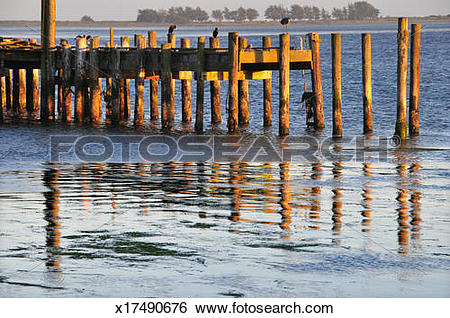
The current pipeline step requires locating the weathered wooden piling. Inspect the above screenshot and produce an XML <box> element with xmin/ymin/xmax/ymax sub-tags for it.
<box><xmin>168</xmin><ymin>34</ymin><xmax>176</xmax><ymax>48</ymax></box>
<box><xmin>279</xmin><ymin>33</ymin><xmax>290</xmax><ymax>136</ymax></box>
<box><xmin>181</xmin><ymin>38</ymin><xmax>192</xmax><ymax>123</ymax></box>
<box><xmin>395</xmin><ymin>17</ymin><xmax>409</xmax><ymax>140</ymax></box>
<box><xmin>26</xmin><ymin>39</ymin><xmax>40</xmax><ymax>115</ymax></box>
<box><xmin>238</xmin><ymin>37</ymin><xmax>250</xmax><ymax>127</ymax></box>
<box><xmin>263</xmin><ymin>36</ymin><xmax>272</xmax><ymax>127</ymax></box>
<box><xmin>74</xmin><ymin>37</ymin><xmax>87</xmax><ymax>123</ymax></box>
<box><xmin>148</xmin><ymin>31</ymin><xmax>159</xmax><ymax>121</ymax></box>
<box><xmin>89</xmin><ymin>37</ymin><xmax>101</xmax><ymax>124</ymax></box>
<box><xmin>110</xmin><ymin>47</ymin><xmax>121</xmax><ymax>124</ymax></box>
<box><xmin>110</xmin><ymin>27</ymin><xmax>114</xmax><ymax>47</ymax></box>
<box><xmin>120</xmin><ymin>36</ymin><xmax>130</xmax><ymax>120</ymax></box>
<box><xmin>12</xmin><ymin>69</ymin><xmax>26</xmax><ymax>117</ymax></box>
<box><xmin>161</xmin><ymin>43</ymin><xmax>174</xmax><ymax>130</ymax></box>
<box><xmin>195</xmin><ymin>37</ymin><xmax>206</xmax><ymax>132</ymax></box>
<box><xmin>57</xmin><ymin>39</ymin><xmax>67</xmax><ymax>119</ymax></box>
<box><xmin>105</xmin><ymin>42</ymin><xmax>113</xmax><ymax>121</ymax></box>
<box><xmin>0</xmin><ymin>76</ymin><xmax>5</xmax><ymax>122</ymax></box>
<box><xmin>209</xmin><ymin>37</ymin><xmax>221</xmax><ymax>125</ymax></box>
<box><xmin>362</xmin><ymin>33</ymin><xmax>373</xmax><ymax>134</ymax></box>
<box><xmin>332</xmin><ymin>33</ymin><xmax>342</xmax><ymax>137</ymax></box>
<box><xmin>134</xmin><ymin>35</ymin><xmax>146</xmax><ymax>126</ymax></box>
<box><xmin>40</xmin><ymin>0</ymin><xmax>56</xmax><ymax>121</ymax></box>
<box><xmin>308</xmin><ymin>33</ymin><xmax>325</xmax><ymax>130</ymax></box>
<box><xmin>228</xmin><ymin>32</ymin><xmax>239</xmax><ymax>134</ymax></box>
<box><xmin>409</xmin><ymin>24</ymin><xmax>421</xmax><ymax>137</ymax></box>
<box><xmin>5</xmin><ymin>70</ymin><xmax>12</xmax><ymax>112</ymax></box>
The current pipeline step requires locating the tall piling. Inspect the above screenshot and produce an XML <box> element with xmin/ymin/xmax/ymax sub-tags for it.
<box><xmin>181</xmin><ymin>38</ymin><xmax>192</xmax><ymax>123</ymax></box>
<box><xmin>362</xmin><ymin>33</ymin><xmax>373</xmax><ymax>134</ymax></box>
<box><xmin>0</xmin><ymin>76</ymin><xmax>5</xmax><ymax>122</ymax></box>
<box><xmin>134</xmin><ymin>35</ymin><xmax>146</xmax><ymax>126</ymax></box>
<box><xmin>56</xmin><ymin>39</ymin><xmax>67</xmax><ymax>119</ymax></box>
<box><xmin>89</xmin><ymin>37</ymin><xmax>101</xmax><ymax>124</ymax></box>
<box><xmin>395</xmin><ymin>17</ymin><xmax>409</xmax><ymax>140</ymax></box>
<box><xmin>120</xmin><ymin>36</ymin><xmax>130</xmax><ymax>120</ymax></box>
<box><xmin>161</xmin><ymin>43</ymin><xmax>174</xmax><ymax>130</ymax></box>
<box><xmin>5</xmin><ymin>70</ymin><xmax>12</xmax><ymax>112</ymax></box>
<box><xmin>148</xmin><ymin>31</ymin><xmax>159</xmax><ymax>121</ymax></box>
<box><xmin>110</xmin><ymin>47</ymin><xmax>121</xmax><ymax>124</ymax></box>
<box><xmin>263</xmin><ymin>36</ymin><xmax>272</xmax><ymax>127</ymax></box>
<box><xmin>26</xmin><ymin>39</ymin><xmax>40</xmax><ymax>116</ymax></box>
<box><xmin>74</xmin><ymin>37</ymin><xmax>87</xmax><ymax>123</ymax></box>
<box><xmin>110</xmin><ymin>27</ymin><xmax>114</xmax><ymax>47</ymax></box>
<box><xmin>238</xmin><ymin>37</ymin><xmax>249</xmax><ymax>126</ymax></box>
<box><xmin>209</xmin><ymin>37</ymin><xmax>221</xmax><ymax>125</ymax></box>
<box><xmin>309</xmin><ymin>33</ymin><xmax>325</xmax><ymax>130</ymax></box>
<box><xmin>279</xmin><ymin>33</ymin><xmax>290</xmax><ymax>136</ymax></box>
<box><xmin>409</xmin><ymin>24</ymin><xmax>421</xmax><ymax>136</ymax></box>
<box><xmin>168</xmin><ymin>33</ymin><xmax>176</xmax><ymax>48</ymax></box>
<box><xmin>105</xmin><ymin>42</ymin><xmax>113</xmax><ymax>121</ymax></box>
<box><xmin>195</xmin><ymin>37</ymin><xmax>206</xmax><ymax>132</ymax></box>
<box><xmin>12</xmin><ymin>69</ymin><xmax>26</xmax><ymax>117</ymax></box>
<box><xmin>40</xmin><ymin>0</ymin><xmax>56</xmax><ymax>121</ymax></box>
<box><xmin>60</xmin><ymin>40</ymin><xmax>72</xmax><ymax>122</ymax></box>
<box><xmin>332</xmin><ymin>33</ymin><xmax>342</xmax><ymax>137</ymax></box>
<box><xmin>228</xmin><ymin>32</ymin><xmax>239</xmax><ymax>134</ymax></box>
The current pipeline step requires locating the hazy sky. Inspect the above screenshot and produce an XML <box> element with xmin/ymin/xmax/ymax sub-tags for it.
<box><xmin>1</xmin><ymin>0</ymin><xmax>449</xmax><ymax>20</ymax></box>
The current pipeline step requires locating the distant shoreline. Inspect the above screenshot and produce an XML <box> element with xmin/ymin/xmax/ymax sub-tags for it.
<box><xmin>0</xmin><ymin>16</ymin><xmax>449</xmax><ymax>28</ymax></box>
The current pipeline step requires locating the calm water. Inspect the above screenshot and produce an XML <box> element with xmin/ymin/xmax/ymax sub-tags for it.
<box><xmin>0</xmin><ymin>22</ymin><xmax>449</xmax><ymax>297</ymax></box>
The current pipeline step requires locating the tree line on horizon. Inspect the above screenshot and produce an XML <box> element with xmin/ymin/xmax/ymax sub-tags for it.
<box><xmin>132</xmin><ymin>1</ymin><xmax>380</xmax><ymax>24</ymax></box>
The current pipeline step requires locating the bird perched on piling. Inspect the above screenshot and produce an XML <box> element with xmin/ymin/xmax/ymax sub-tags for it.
<box><xmin>280</xmin><ymin>17</ymin><xmax>291</xmax><ymax>33</ymax></box>
<box><xmin>213</xmin><ymin>27</ymin><xmax>219</xmax><ymax>38</ymax></box>
<box><xmin>168</xmin><ymin>25</ymin><xmax>176</xmax><ymax>34</ymax></box>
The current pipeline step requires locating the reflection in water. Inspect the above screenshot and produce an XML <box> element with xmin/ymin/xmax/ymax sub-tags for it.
<box><xmin>332</xmin><ymin>162</ymin><xmax>343</xmax><ymax>245</ymax></box>
<box><xmin>279</xmin><ymin>163</ymin><xmax>292</xmax><ymax>234</ymax></box>
<box><xmin>309</xmin><ymin>162</ymin><xmax>322</xmax><ymax>230</ymax></box>
<box><xmin>361</xmin><ymin>163</ymin><xmax>373</xmax><ymax>233</ymax></box>
<box><xmin>42</xmin><ymin>168</ymin><xmax>63</xmax><ymax>284</ymax></box>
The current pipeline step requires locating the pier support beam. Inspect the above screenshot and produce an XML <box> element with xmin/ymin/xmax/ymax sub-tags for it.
<box><xmin>362</xmin><ymin>33</ymin><xmax>373</xmax><ymax>134</ymax></box>
<box><xmin>279</xmin><ymin>33</ymin><xmax>290</xmax><ymax>136</ymax></box>
<box><xmin>134</xmin><ymin>35</ymin><xmax>146</xmax><ymax>127</ymax></box>
<box><xmin>195</xmin><ymin>37</ymin><xmax>206</xmax><ymax>132</ymax></box>
<box><xmin>209</xmin><ymin>37</ymin><xmax>221</xmax><ymax>125</ymax></box>
<box><xmin>409</xmin><ymin>24</ymin><xmax>421</xmax><ymax>137</ymax></box>
<box><xmin>263</xmin><ymin>36</ymin><xmax>272</xmax><ymax>127</ymax></box>
<box><xmin>181</xmin><ymin>38</ymin><xmax>192</xmax><ymax>123</ymax></box>
<box><xmin>0</xmin><ymin>76</ymin><xmax>5</xmax><ymax>122</ymax></box>
<box><xmin>148</xmin><ymin>31</ymin><xmax>159</xmax><ymax>121</ymax></box>
<box><xmin>161</xmin><ymin>43</ymin><xmax>174</xmax><ymax>131</ymax></box>
<box><xmin>309</xmin><ymin>33</ymin><xmax>325</xmax><ymax>130</ymax></box>
<box><xmin>227</xmin><ymin>32</ymin><xmax>239</xmax><ymax>134</ymax></box>
<box><xmin>120</xmin><ymin>36</ymin><xmax>130</xmax><ymax>120</ymax></box>
<box><xmin>238</xmin><ymin>37</ymin><xmax>249</xmax><ymax>127</ymax></box>
<box><xmin>395</xmin><ymin>17</ymin><xmax>409</xmax><ymax>140</ymax></box>
<box><xmin>26</xmin><ymin>39</ymin><xmax>40</xmax><ymax>117</ymax></box>
<box><xmin>110</xmin><ymin>47</ymin><xmax>121</xmax><ymax>125</ymax></box>
<box><xmin>332</xmin><ymin>33</ymin><xmax>342</xmax><ymax>137</ymax></box>
<box><xmin>12</xmin><ymin>69</ymin><xmax>26</xmax><ymax>117</ymax></box>
<box><xmin>89</xmin><ymin>37</ymin><xmax>101</xmax><ymax>124</ymax></box>
<box><xmin>74</xmin><ymin>37</ymin><xmax>87</xmax><ymax>123</ymax></box>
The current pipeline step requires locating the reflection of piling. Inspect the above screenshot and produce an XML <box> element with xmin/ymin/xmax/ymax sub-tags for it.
<box><xmin>361</xmin><ymin>163</ymin><xmax>373</xmax><ymax>232</ymax></box>
<box><xmin>332</xmin><ymin>162</ymin><xmax>343</xmax><ymax>240</ymax></box>
<box><xmin>279</xmin><ymin>163</ymin><xmax>292</xmax><ymax>231</ymax></box>
<box><xmin>395</xmin><ymin>18</ymin><xmax>409</xmax><ymax>140</ymax></box>
<box><xmin>409</xmin><ymin>24</ymin><xmax>422</xmax><ymax>137</ymax></box>
<box><xmin>396</xmin><ymin>161</ymin><xmax>410</xmax><ymax>254</ymax></box>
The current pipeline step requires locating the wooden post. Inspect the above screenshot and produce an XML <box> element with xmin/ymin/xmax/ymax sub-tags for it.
<box><xmin>181</xmin><ymin>38</ymin><xmax>192</xmax><ymax>123</ymax></box>
<box><xmin>56</xmin><ymin>39</ymin><xmax>67</xmax><ymax>119</ymax></box>
<box><xmin>13</xmin><ymin>69</ymin><xmax>26</xmax><ymax>117</ymax></box>
<box><xmin>110</xmin><ymin>47</ymin><xmax>121</xmax><ymax>125</ymax></box>
<box><xmin>168</xmin><ymin>33</ymin><xmax>176</xmax><ymax>48</ymax></box>
<box><xmin>209</xmin><ymin>37</ymin><xmax>221</xmax><ymax>125</ymax></box>
<box><xmin>148</xmin><ymin>31</ymin><xmax>159</xmax><ymax>121</ymax></box>
<box><xmin>105</xmin><ymin>42</ymin><xmax>112</xmax><ymax>121</ymax></box>
<box><xmin>238</xmin><ymin>37</ymin><xmax>249</xmax><ymax>126</ymax></box>
<box><xmin>362</xmin><ymin>33</ymin><xmax>373</xmax><ymax>134</ymax></box>
<box><xmin>263</xmin><ymin>36</ymin><xmax>272</xmax><ymax>127</ymax></box>
<box><xmin>5</xmin><ymin>70</ymin><xmax>12</xmax><ymax>112</ymax></box>
<box><xmin>279</xmin><ymin>33</ymin><xmax>290</xmax><ymax>136</ymax></box>
<box><xmin>26</xmin><ymin>39</ymin><xmax>40</xmax><ymax>116</ymax></box>
<box><xmin>395</xmin><ymin>17</ymin><xmax>409</xmax><ymax>140</ymax></box>
<box><xmin>134</xmin><ymin>35</ymin><xmax>146</xmax><ymax>126</ymax></box>
<box><xmin>89</xmin><ymin>37</ymin><xmax>101</xmax><ymax>124</ymax></box>
<box><xmin>161</xmin><ymin>43</ymin><xmax>174</xmax><ymax>130</ymax></box>
<box><xmin>309</xmin><ymin>33</ymin><xmax>325</xmax><ymax>130</ymax></box>
<box><xmin>0</xmin><ymin>76</ymin><xmax>5</xmax><ymax>122</ymax></box>
<box><xmin>228</xmin><ymin>32</ymin><xmax>239</xmax><ymax>134</ymax></box>
<box><xmin>332</xmin><ymin>33</ymin><xmax>342</xmax><ymax>137</ymax></box>
<box><xmin>60</xmin><ymin>41</ymin><xmax>72</xmax><ymax>122</ymax></box>
<box><xmin>195</xmin><ymin>36</ymin><xmax>206</xmax><ymax>132</ymax></box>
<box><xmin>40</xmin><ymin>0</ymin><xmax>56</xmax><ymax>121</ymax></box>
<box><xmin>409</xmin><ymin>24</ymin><xmax>421</xmax><ymax>137</ymax></box>
<box><xmin>110</xmin><ymin>27</ymin><xmax>114</xmax><ymax>47</ymax></box>
<box><xmin>74</xmin><ymin>37</ymin><xmax>87</xmax><ymax>123</ymax></box>
<box><xmin>120</xmin><ymin>37</ymin><xmax>130</xmax><ymax>120</ymax></box>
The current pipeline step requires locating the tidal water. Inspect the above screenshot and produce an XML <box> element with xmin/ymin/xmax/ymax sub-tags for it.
<box><xmin>0</xmin><ymin>22</ymin><xmax>449</xmax><ymax>297</ymax></box>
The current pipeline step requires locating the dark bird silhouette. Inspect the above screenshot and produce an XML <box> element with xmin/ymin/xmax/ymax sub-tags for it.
<box><xmin>213</xmin><ymin>27</ymin><xmax>219</xmax><ymax>38</ymax></box>
<box><xmin>280</xmin><ymin>17</ymin><xmax>291</xmax><ymax>33</ymax></box>
<box><xmin>168</xmin><ymin>25</ymin><xmax>176</xmax><ymax>34</ymax></box>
